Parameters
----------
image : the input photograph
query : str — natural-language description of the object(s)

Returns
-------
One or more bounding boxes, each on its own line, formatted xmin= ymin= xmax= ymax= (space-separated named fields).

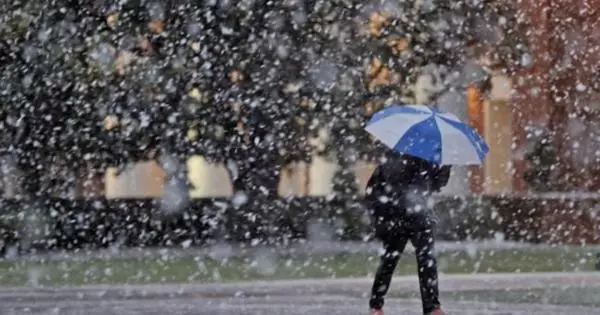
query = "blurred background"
xmin=0 ymin=0 xmax=598 ymax=256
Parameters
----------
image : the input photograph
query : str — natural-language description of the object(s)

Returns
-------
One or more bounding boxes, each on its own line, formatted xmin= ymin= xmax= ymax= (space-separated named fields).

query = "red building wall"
xmin=512 ymin=0 xmax=600 ymax=193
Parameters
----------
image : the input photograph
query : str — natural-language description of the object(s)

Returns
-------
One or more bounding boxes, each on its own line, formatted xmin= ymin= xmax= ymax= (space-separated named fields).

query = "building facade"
xmin=511 ymin=0 xmax=600 ymax=193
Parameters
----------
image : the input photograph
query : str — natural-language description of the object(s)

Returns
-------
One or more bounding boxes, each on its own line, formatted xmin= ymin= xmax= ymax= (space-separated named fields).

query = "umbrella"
xmin=364 ymin=104 xmax=489 ymax=165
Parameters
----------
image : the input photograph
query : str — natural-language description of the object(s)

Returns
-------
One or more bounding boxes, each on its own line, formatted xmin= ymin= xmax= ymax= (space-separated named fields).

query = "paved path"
xmin=2 ymin=273 xmax=600 ymax=315
xmin=2 ymin=294 xmax=599 ymax=315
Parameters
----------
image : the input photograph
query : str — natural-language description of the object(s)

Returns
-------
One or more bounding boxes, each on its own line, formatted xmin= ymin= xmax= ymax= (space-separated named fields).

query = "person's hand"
xmin=431 ymin=165 xmax=451 ymax=191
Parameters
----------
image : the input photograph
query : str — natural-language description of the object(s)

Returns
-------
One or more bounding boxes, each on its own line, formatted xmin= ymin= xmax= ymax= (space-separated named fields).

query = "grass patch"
xmin=0 ymin=247 xmax=596 ymax=286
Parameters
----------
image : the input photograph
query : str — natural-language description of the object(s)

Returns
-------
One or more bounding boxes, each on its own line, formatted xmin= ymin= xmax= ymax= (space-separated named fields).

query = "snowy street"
xmin=2 ymin=273 xmax=600 ymax=315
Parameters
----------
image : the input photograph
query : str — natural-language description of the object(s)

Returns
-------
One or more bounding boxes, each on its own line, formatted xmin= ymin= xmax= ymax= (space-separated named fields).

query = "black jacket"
xmin=366 ymin=155 xmax=451 ymax=198
xmin=365 ymin=155 xmax=451 ymax=236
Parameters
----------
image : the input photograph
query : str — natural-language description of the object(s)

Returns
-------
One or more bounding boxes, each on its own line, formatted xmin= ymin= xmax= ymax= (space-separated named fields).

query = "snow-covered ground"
xmin=1 ymin=273 xmax=599 ymax=315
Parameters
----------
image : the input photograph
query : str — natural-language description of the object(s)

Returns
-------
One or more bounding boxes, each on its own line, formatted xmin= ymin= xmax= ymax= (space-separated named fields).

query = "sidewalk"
xmin=2 ymin=278 xmax=599 ymax=315
xmin=0 ymin=272 xmax=598 ymax=295
xmin=7 ymin=240 xmax=599 ymax=262
xmin=1 ymin=273 xmax=599 ymax=315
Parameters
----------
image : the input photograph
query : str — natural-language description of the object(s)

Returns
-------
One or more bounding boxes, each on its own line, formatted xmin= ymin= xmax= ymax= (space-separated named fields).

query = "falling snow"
xmin=0 ymin=1 xmax=599 ymax=315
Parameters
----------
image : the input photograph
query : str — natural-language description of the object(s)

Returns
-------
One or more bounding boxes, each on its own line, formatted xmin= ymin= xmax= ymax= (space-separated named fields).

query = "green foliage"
xmin=0 ymin=1 xmax=526 ymax=197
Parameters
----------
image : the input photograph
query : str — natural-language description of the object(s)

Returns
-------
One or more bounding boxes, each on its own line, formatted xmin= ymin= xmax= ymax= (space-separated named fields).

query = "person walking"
xmin=366 ymin=154 xmax=450 ymax=315
xmin=363 ymin=104 xmax=489 ymax=315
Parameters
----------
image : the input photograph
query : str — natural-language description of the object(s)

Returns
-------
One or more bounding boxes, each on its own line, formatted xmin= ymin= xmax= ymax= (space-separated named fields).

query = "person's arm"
xmin=431 ymin=165 xmax=452 ymax=191
xmin=365 ymin=166 xmax=382 ymax=199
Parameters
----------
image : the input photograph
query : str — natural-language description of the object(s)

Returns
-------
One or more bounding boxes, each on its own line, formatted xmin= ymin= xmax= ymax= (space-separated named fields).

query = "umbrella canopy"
xmin=365 ymin=104 xmax=489 ymax=165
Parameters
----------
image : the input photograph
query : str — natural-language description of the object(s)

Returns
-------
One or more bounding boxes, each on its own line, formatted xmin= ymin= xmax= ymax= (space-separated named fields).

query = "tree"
xmin=0 ymin=1 xmax=318 ymax=200
xmin=180 ymin=1 xmax=333 ymax=198
xmin=0 ymin=1 xmax=111 ymax=198
xmin=0 ymin=1 xmax=199 ymax=198
xmin=0 ymin=0 xmax=528 ymax=201
xmin=303 ymin=0 xmax=527 ymax=197
xmin=304 ymin=0 xmax=528 ymax=193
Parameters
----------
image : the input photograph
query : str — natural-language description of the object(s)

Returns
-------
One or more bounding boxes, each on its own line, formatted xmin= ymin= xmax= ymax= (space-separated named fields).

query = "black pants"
xmin=369 ymin=227 xmax=441 ymax=314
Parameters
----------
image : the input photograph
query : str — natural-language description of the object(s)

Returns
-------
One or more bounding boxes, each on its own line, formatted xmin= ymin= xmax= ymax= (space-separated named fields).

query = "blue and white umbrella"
xmin=365 ymin=104 xmax=489 ymax=165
